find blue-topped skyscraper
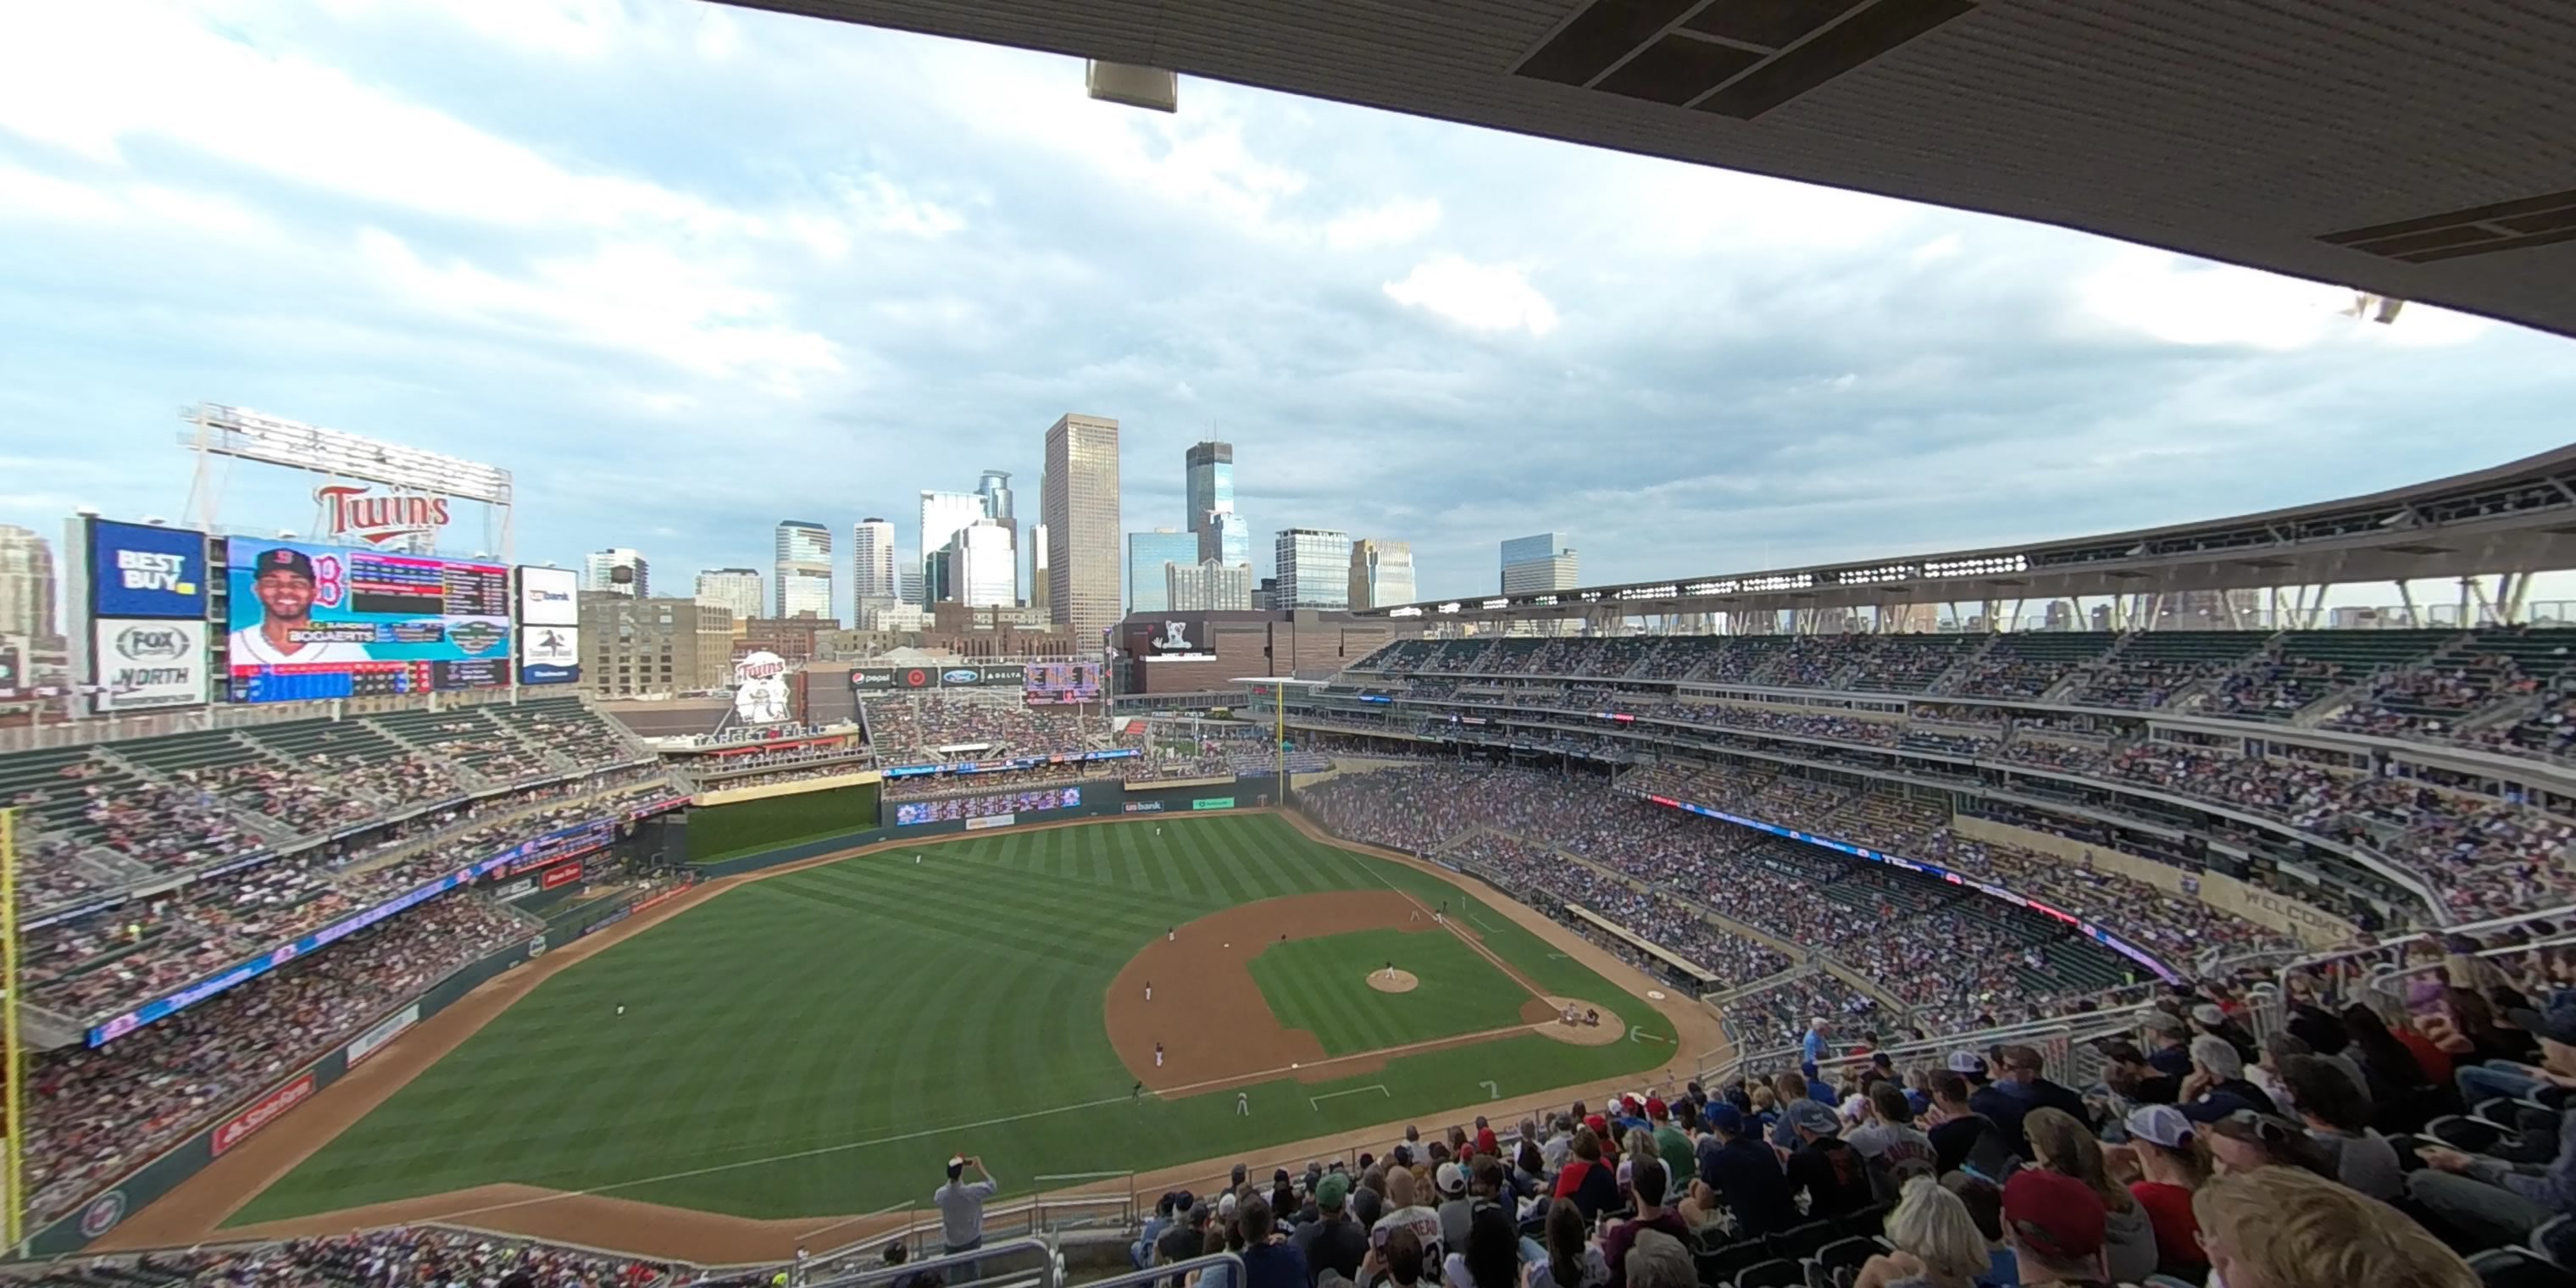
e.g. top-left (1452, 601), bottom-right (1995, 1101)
top-left (1186, 441), bottom-right (1248, 568)
top-left (1500, 532), bottom-right (1578, 594)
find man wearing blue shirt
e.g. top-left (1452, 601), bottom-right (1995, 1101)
top-left (2409, 999), bottom-right (2576, 1251)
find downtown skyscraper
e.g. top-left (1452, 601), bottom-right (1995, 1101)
top-left (851, 518), bottom-right (898, 606)
top-left (1185, 441), bottom-right (1249, 568)
top-left (1043, 414), bottom-right (1121, 647)
top-left (774, 520), bottom-right (834, 620)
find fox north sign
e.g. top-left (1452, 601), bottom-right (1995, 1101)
top-left (316, 485), bottom-right (451, 547)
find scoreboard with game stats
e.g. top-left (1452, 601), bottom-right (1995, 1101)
top-left (224, 536), bottom-right (515, 703)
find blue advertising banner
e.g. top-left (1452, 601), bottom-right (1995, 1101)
top-left (89, 519), bottom-right (210, 619)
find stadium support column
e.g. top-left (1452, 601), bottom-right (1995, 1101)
top-left (1, 807), bottom-right (21, 1254)
top-left (1274, 681), bottom-right (1287, 804)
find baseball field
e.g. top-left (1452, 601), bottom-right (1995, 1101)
top-left (209, 813), bottom-right (1690, 1238)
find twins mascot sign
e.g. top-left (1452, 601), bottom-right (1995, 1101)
top-left (732, 651), bottom-right (792, 725)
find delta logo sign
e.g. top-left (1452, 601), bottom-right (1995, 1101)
top-left (316, 484), bottom-right (450, 546)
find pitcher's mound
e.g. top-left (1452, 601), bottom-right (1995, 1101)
top-left (1530, 996), bottom-right (1625, 1046)
top-left (1368, 969), bottom-right (1420, 993)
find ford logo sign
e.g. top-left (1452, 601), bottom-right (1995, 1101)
top-left (115, 626), bottom-right (190, 660)
top-left (942, 669), bottom-right (978, 684)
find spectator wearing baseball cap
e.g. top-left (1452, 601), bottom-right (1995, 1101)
top-left (2000, 1170), bottom-right (2107, 1288)
top-left (1294, 1173), bottom-right (1367, 1287)
top-left (2117, 1105), bottom-right (2207, 1279)
top-left (2140, 1011), bottom-right (2195, 1080)
top-left (935, 1154), bottom-right (998, 1272)
top-left (1155, 1192), bottom-right (1210, 1287)
top-left (1432, 1163), bottom-right (1474, 1253)
top-left (1696, 1103), bottom-right (1795, 1240)
top-left (1782, 1099), bottom-right (1873, 1221)
top-left (2179, 1035), bottom-right (2279, 1124)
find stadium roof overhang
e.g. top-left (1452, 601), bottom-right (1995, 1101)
top-left (1353, 443), bottom-right (2576, 623)
top-left (723, 0), bottom-right (2576, 339)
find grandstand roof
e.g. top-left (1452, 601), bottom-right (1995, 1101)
top-left (1351, 442), bottom-right (2576, 622)
top-left (733, 0), bottom-right (2576, 339)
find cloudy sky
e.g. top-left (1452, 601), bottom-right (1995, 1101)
top-left (4, 0), bottom-right (2575, 615)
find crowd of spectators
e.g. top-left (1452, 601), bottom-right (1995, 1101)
top-left (1364, 637), bottom-right (2576, 924)
top-left (1119, 952), bottom-right (2518, 1288)
top-left (19, 773), bottom-right (681, 1027)
top-left (42, 1227), bottom-right (675, 1285)
top-left (1299, 763), bottom-right (2215, 1044)
top-left (69, 771), bottom-right (265, 872)
top-left (861, 693), bottom-right (1106, 762)
top-left (25, 894), bottom-right (525, 1224)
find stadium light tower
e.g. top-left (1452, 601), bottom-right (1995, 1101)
top-left (176, 403), bottom-right (515, 558)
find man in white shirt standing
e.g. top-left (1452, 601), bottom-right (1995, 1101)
top-left (230, 547), bottom-right (372, 665)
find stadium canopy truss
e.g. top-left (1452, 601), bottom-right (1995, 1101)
top-left (723, 0), bottom-right (2576, 340)
top-left (1344, 444), bottom-right (2576, 631)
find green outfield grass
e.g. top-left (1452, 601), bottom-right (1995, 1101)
top-left (1247, 930), bottom-right (1531, 1055)
top-left (230, 814), bottom-right (1672, 1224)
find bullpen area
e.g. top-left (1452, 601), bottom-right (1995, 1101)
top-left (132, 813), bottom-right (1709, 1259)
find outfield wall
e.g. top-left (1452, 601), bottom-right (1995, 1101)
top-left (31, 932), bottom-right (554, 1257)
top-left (686, 774), bottom-right (1282, 875)
top-left (682, 781), bottom-right (882, 863)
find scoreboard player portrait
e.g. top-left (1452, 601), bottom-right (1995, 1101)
top-left (228, 547), bottom-right (373, 665)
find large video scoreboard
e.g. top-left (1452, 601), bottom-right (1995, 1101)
top-left (224, 536), bottom-right (514, 703)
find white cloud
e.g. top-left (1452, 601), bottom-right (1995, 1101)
top-left (1383, 256), bottom-right (1560, 336)
top-left (2074, 250), bottom-right (2490, 351)
top-left (1326, 197), bottom-right (1442, 251)
top-left (354, 230), bottom-right (841, 394)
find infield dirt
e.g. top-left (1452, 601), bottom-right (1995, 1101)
top-left (94, 809), bottom-right (1727, 1263)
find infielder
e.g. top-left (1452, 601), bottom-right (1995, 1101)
top-left (1236, 1091), bottom-right (1250, 1117)
top-left (1155, 1042), bottom-right (1165, 1069)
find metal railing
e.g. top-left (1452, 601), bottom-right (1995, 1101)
top-left (1080, 1252), bottom-right (1245, 1288)
top-left (809, 1237), bottom-right (1056, 1288)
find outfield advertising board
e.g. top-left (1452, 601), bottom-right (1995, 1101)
top-left (892, 785), bottom-right (1081, 826)
top-left (224, 536), bottom-right (511, 703)
top-left (541, 861), bottom-right (584, 889)
top-left (345, 1003), bottom-right (419, 1067)
top-left (90, 618), bottom-right (209, 711)
top-left (850, 663), bottom-right (1028, 691)
top-left (1193, 797), bottom-right (1237, 810)
top-left (963, 813), bottom-right (1017, 830)
top-left (212, 1072), bottom-right (315, 1155)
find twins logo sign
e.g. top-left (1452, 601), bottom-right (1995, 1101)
top-left (732, 651), bottom-right (792, 725)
